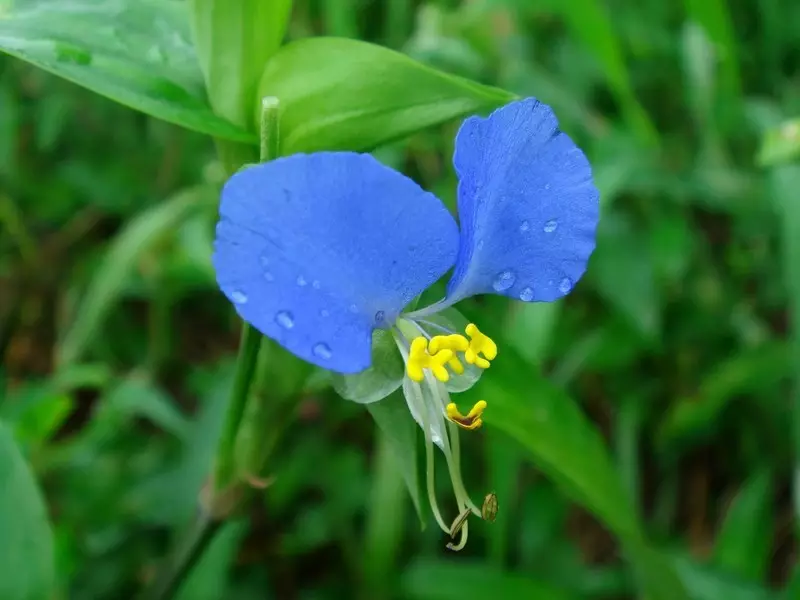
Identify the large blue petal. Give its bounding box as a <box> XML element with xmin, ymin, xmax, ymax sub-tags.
<box><xmin>445</xmin><ymin>98</ymin><xmax>599</xmax><ymax>304</ymax></box>
<box><xmin>213</xmin><ymin>152</ymin><xmax>459</xmax><ymax>373</ymax></box>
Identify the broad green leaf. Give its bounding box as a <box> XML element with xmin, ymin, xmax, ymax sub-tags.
<box><xmin>0</xmin><ymin>0</ymin><xmax>254</xmax><ymax>142</ymax></box>
<box><xmin>476</xmin><ymin>354</ymin><xmax>640</xmax><ymax>541</ymax></box>
<box><xmin>366</xmin><ymin>391</ymin><xmax>422</xmax><ymax>522</ymax></box>
<box><xmin>712</xmin><ymin>470</ymin><xmax>773</xmax><ymax>581</ymax></box>
<box><xmin>402</xmin><ymin>559</ymin><xmax>577</xmax><ymax>600</ymax></box>
<box><xmin>256</xmin><ymin>37</ymin><xmax>515</xmax><ymax>153</ymax></box>
<box><xmin>464</xmin><ymin>348</ymin><xmax>688</xmax><ymax>599</ymax></box>
<box><xmin>332</xmin><ymin>329</ymin><xmax>404</xmax><ymax>404</ymax></box>
<box><xmin>190</xmin><ymin>0</ymin><xmax>292</xmax><ymax>126</ymax></box>
<box><xmin>0</xmin><ymin>421</ymin><xmax>54</xmax><ymax>600</ymax></box>
<box><xmin>57</xmin><ymin>186</ymin><xmax>211</xmax><ymax>368</ymax></box>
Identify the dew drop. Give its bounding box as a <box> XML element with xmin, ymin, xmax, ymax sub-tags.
<box><xmin>320</xmin><ymin>309</ymin><xmax>330</xmax><ymax>318</ymax></box>
<box><xmin>519</xmin><ymin>220</ymin><xmax>530</xmax><ymax>233</ymax></box>
<box><xmin>477</xmin><ymin>239</ymin><xmax>485</xmax><ymax>251</ymax></box>
<box><xmin>275</xmin><ymin>311</ymin><xmax>295</xmax><ymax>329</ymax></box>
<box><xmin>259</xmin><ymin>255</ymin><xmax>270</xmax><ymax>267</ymax></box>
<box><xmin>544</xmin><ymin>183</ymin><xmax>551</xmax><ymax>190</ymax></box>
<box><xmin>348</xmin><ymin>304</ymin><xmax>359</xmax><ymax>314</ymax></box>
<box><xmin>230</xmin><ymin>290</ymin><xmax>248</xmax><ymax>304</ymax></box>
<box><xmin>312</xmin><ymin>343</ymin><xmax>333</xmax><ymax>360</ymax></box>
<box><xmin>544</xmin><ymin>219</ymin><xmax>558</xmax><ymax>233</ymax></box>
<box><xmin>492</xmin><ymin>270</ymin><xmax>516</xmax><ymax>292</ymax></box>
<box><xmin>263</xmin><ymin>272</ymin><xmax>274</xmax><ymax>282</ymax></box>
<box><xmin>558</xmin><ymin>277</ymin><xmax>572</xmax><ymax>294</ymax></box>
<box><xmin>519</xmin><ymin>287</ymin><xmax>534</xmax><ymax>301</ymax></box>
<box><xmin>296</xmin><ymin>275</ymin><xmax>307</xmax><ymax>287</ymax></box>
<box><xmin>312</xmin><ymin>280</ymin><xmax>321</xmax><ymax>290</ymax></box>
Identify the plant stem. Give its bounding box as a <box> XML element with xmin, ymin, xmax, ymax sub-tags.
<box><xmin>141</xmin><ymin>97</ymin><xmax>282</xmax><ymax>600</ymax></box>
<box><xmin>213</xmin><ymin>323</ymin><xmax>262</xmax><ymax>488</ymax></box>
<box><xmin>143</xmin><ymin>512</ymin><xmax>221</xmax><ymax>600</ymax></box>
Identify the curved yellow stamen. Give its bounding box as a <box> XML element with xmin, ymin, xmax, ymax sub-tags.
<box><xmin>446</xmin><ymin>400</ymin><xmax>488</xmax><ymax>430</ymax></box>
<box><xmin>429</xmin><ymin>334</ymin><xmax>469</xmax><ymax>375</ymax></box>
<box><xmin>407</xmin><ymin>336</ymin><xmax>454</xmax><ymax>382</ymax></box>
<box><xmin>464</xmin><ymin>323</ymin><xmax>497</xmax><ymax>369</ymax></box>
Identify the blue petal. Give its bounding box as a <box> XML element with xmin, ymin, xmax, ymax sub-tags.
<box><xmin>213</xmin><ymin>152</ymin><xmax>459</xmax><ymax>373</ymax></box>
<box><xmin>445</xmin><ymin>98</ymin><xmax>599</xmax><ymax>304</ymax></box>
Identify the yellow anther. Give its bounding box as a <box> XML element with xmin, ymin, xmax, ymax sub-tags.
<box><xmin>429</xmin><ymin>334</ymin><xmax>469</xmax><ymax>375</ymax></box>
<box><xmin>464</xmin><ymin>323</ymin><xmax>497</xmax><ymax>369</ymax></box>
<box><xmin>407</xmin><ymin>337</ymin><xmax>454</xmax><ymax>382</ymax></box>
<box><xmin>446</xmin><ymin>400</ymin><xmax>488</xmax><ymax>430</ymax></box>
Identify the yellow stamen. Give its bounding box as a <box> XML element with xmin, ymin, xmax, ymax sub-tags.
<box><xmin>406</xmin><ymin>337</ymin><xmax>454</xmax><ymax>382</ymax></box>
<box><xmin>446</xmin><ymin>400</ymin><xmax>488</xmax><ymax>430</ymax></box>
<box><xmin>464</xmin><ymin>323</ymin><xmax>497</xmax><ymax>369</ymax></box>
<box><xmin>429</xmin><ymin>334</ymin><xmax>469</xmax><ymax>375</ymax></box>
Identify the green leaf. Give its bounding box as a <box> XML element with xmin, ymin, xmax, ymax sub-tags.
<box><xmin>758</xmin><ymin>118</ymin><xmax>800</xmax><ymax>166</ymax></box>
<box><xmin>767</xmin><ymin>166</ymin><xmax>800</xmax><ymax>530</ymax></box>
<box><xmin>658</xmin><ymin>342</ymin><xmax>790</xmax><ymax>451</ymax></box>
<box><xmin>101</xmin><ymin>375</ymin><xmax>190</xmax><ymax>440</ymax></box>
<box><xmin>0</xmin><ymin>0</ymin><xmax>254</xmax><ymax>142</ymax></box>
<box><xmin>402</xmin><ymin>559</ymin><xmax>577</xmax><ymax>600</ymax></box>
<box><xmin>190</xmin><ymin>0</ymin><xmax>292</xmax><ymax>126</ymax></box>
<box><xmin>712</xmin><ymin>470</ymin><xmax>773</xmax><ymax>582</ymax></box>
<box><xmin>467</xmin><ymin>348</ymin><xmax>688</xmax><ymax>599</ymax></box>
<box><xmin>366</xmin><ymin>391</ymin><xmax>423</xmax><ymax>522</ymax></box>
<box><xmin>332</xmin><ymin>329</ymin><xmax>404</xmax><ymax>404</ymax></box>
<box><xmin>672</xmin><ymin>555</ymin><xmax>778</xmax><ymax>600</ymax></box>
<box><xmin>363</xmin><ymin>434</ymin><xmax>410</xmax><ymax>594</ymax></box>
<box><xmin>0</xmin><ymin>421</ymin><xmax>54</xmax><ymax>600</ymax></box>
<box><xmin>256</xmin><ymin>37</ymin><xmax>516</xmax><ymax>153</ymax></box>
<box><xmin>57</xmin><ymin>186</ymin><xmax>210</xmax><ymax>368</ymax></box>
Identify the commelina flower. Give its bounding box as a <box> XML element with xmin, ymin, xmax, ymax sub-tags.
<box><xmin>213</xmin><ymin>98</ymin><xmax>599</xmax><ymax>549</ymax></box>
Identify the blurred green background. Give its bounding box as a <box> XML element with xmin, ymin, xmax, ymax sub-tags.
<box><xmin>3</xmin><ymin>0</ymin><xmax>800</xmax><ymax>598</ymax></box>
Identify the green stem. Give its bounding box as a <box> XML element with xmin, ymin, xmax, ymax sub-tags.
<box><xmin>213</xmin><ymin>323</ymin><xmax>262</xmax><ymax>489</ymax></box>
<box><xmin>142</xmin><ymin>97</ymin><xmax>282</xmax><ymax>600</ymax></box>
<box><xmin>143</xmin><ymin>512</ymin><xmax>221</xmax><ymax>600</ymax></box>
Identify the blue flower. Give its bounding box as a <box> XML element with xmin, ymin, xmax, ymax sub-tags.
<box><xmin>213</xmin><ymin>98</ymin><xmax>599</xmax><ymax>548</ymax></box>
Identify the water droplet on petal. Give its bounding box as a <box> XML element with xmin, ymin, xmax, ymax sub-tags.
<box><xmin>519</xmin><ymin>220</ymin><xmax>530</xmax><ymax>232</ymax></box>
<box><xmin>296</xmin><ymin>275</ymin><xmax>307</xmax><ymax>287</ymax></box>
<box><xmin>349</xmin><ymin>304</ymin><xmax>359</xmax><ymax>314</ymax></box>
<box><xmin>320</xmin><ymin>309</ymin><xmax>330</xmax><ymax>318</ymax></box>
<box><xmin>312</xmin><ymin>280</ymin><xmax>321</xmax><ymax>289</ymax></box>
<box><xmin>544</xmin><ymin>183</ymin><xmax>551</xmax><ymax>190</ymax></box>
<box><xmin>264</xmin><ymin>272</ymin><xmax>274</xmax><ymax>282</ymax></box>
<box><xmin>259</xmin><ymin>255</ymin><xmax>270</xmax><ymax>267</ymax></box>
<box><xmin>519</xmin><ymin>287</ymin><xmax>534</xmax><ymax>301</ymax></box>
<box><xmin>230</xmin><ymin>290</ymin><xmax>248</xmax><ymax>304</ymax></box>
<box><xmin>275</xmin><ymin>311</ymin><xmax>294</xmax><ymax>329</ymax></box>
<box><xmin>492</xmin><ymin>270</ymin><xmax>516</xmax><ymax>292</ymax></box>
<box><xmin>544</xmin><ymin>219</ymin><xmax>558</xmax><ymax>233</ymax></box>
<box><xmin>558</xmin><ymin>277</ymin><xmax>572</xmax><ymax>294</ymax></box>
<box><xmin>312</xmin><ymin>343</ymin><xmax>332</xmax><ymax>360</ymax></box>
<box><xmin>477</xmin><ymin>239</ymin><xmax>485</xmax><ymax>251</ymax></box>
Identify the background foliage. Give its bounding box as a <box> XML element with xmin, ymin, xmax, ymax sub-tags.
<box><xmin>2</xmin><ymin>0</ymin><xmax>800</xmax><ymax>599</ymax></box>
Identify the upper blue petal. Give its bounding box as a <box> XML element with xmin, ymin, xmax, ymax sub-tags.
<box><xmin>213</xmin><ymin>152</ymin><xmax>459</xmax><ymax>374</ymax></box>
<box><xmin>445</xmin><ymin>98</ymin><xmax>599</xmax><ymax>304</ymax></box>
